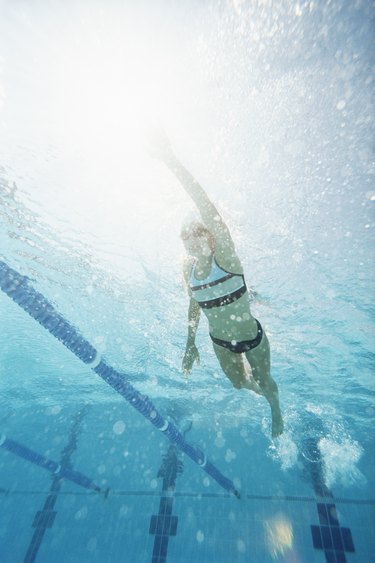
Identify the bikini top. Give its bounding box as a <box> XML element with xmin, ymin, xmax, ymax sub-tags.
<box><xmin>189</xmin><ymin>256</ymin><xmax>247</xmax><ymax>309</ymax></box>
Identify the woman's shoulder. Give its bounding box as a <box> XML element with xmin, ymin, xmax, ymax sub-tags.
<box><xmin>183</xmin><ymin>255</ymin><xmax>195</xmax><ymax>268</ymax></box>
<box><xmin>182</xmin><ymin>256</ymin><xmax>195</xmax><ymax>279</ymax></box>
<box><xmin>214</xmin><ymin>248</ymin><xmax>243</xmax><ymax>275</ymax></box>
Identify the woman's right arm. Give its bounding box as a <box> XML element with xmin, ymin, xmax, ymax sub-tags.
<box><xmin>182</xmin><ymin>260</ymin><xmax>201</xmax><ymax>374</ymax></box>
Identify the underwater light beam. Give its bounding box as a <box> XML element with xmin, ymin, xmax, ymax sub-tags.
<box><xmin>44</xmin><ymin>20</ymin><xmax>188</xmax><ymax>225</ymax></box>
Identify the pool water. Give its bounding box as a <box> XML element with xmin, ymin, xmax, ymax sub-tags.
<box><xmin>0</xmin><ymin>1</ymin><xmax>374</xmax><ymax>562</ymax></box>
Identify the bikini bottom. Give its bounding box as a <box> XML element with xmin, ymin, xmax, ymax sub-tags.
<box><xmin>210</xmin><ymin>319</ymin><xmax>263</xmax><ymax>354</ymax></box>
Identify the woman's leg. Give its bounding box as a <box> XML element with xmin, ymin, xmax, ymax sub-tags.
<box><xmin>244</xmin><ymin>332</ymin><xmax>283</xmax><ymax>437</ymax></box>
<box><xmin>212</xmin><ymin>342</ymin><xmax>263</xmax><ymax>395</ymax></box>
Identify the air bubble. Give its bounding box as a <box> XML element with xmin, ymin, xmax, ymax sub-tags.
<box><xmin>113</xmin><ymin>421</ymin><xmax>125</xmax><ymax>435</ymax></box>
<box><xmin>196</xmin><ymin>530</ymin><xmax>205</xmax><ymax>543</ymax></box>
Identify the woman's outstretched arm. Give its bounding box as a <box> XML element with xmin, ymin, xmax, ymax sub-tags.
<box><xmin>150</xmin><ymin>131</ymin><xmax>235</xmax><ymax>249</ymax></box>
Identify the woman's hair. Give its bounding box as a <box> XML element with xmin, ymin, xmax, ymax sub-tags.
<box><xmin>180</xmin><ymin>221</ymin><xmax>215</xmax><ymax>251</ymax></box>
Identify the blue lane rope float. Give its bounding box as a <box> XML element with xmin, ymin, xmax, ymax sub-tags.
<box><xmin>0</xmin><ymin>434</ymin><xmax>100</xmax><ymax>492</ymax></box>
<box><xmin>0</xmin><ymin>261</ymin><xmax>240</xmax><ymax>498</ymax></box>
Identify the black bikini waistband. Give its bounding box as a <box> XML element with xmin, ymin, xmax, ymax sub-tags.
<box><xmin>210</xmin><ymin>319</ymin><xmax>263</xmax><ymax>354</ymax></box>
<box><xmin>196</xmin><ymin>283</ymin><xmax>247</xmax><ymax>309</ymax></box>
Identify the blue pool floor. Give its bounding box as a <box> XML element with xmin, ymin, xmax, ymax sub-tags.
<box><xmin>1</xmin><ymin>481</ymin><xmax>374</xmax><ymax>562</ymax></box>
<box><xmin>0</xmin><ymin>402</ymin><xmax>374</xmax><ymax>563</ymax></box>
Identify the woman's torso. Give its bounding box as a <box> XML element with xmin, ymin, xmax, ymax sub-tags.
<box><xmin>189</xmin><ymin>255</ymin><xmax>258</xmax><ymax>341</ymax></box>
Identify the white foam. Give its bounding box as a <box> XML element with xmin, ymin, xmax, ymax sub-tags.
<box><xmin>267</xmin><ymin>433</ymin><xmax>298</xmax><ymax>471</ymax></box>
<box><xmin>319</xmin><ymin>436</ymin><xmax>366</xmax><ymax>489</ymax></box>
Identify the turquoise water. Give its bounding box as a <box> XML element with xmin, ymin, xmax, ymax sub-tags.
<box><xmin>0</xmin><ymin>1</ymin><xmax>374</xmax><ymax>562</ymax></box>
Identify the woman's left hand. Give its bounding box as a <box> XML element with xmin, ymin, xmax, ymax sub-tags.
<box><xmin>182</xmin><ymin>344</ymin><xmax>200</xmax><ymax>376</ymax></box>
<box><xmin>147</xmin><ymin>127</ymin><xmax>174</xmax><ymax>161</ymax></box>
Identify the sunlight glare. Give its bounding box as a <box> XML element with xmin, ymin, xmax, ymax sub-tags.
<box><xmin>264</xmin><ymin>513</ymin><xmax>294</xmax><ymax>559</ymax></box>
<box><xmin>47</xmin><ymin>13</ymin><xmax>183</xmax><ymax>227</ymax></box>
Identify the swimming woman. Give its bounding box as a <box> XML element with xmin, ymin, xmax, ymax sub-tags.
<box><xmin>151</xmin><ymin>132</ymin><xmax>283</xmax><ymax>438</ymax></box>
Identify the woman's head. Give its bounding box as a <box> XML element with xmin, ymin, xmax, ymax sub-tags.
<box><xmin>180</xmin><ymin>221</ymin><xmax>215</xmax><ymax>256</ymax></box>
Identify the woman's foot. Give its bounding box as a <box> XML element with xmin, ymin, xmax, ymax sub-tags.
<box><xmin>271</xmin><ymin>409</ymin><xmax>284</xmax><ymax>438</ymax></box>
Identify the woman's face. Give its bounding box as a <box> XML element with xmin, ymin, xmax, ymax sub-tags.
<box><xmin>180</xmin><ymin>224</ymin><xmax>213</xmax><ymax>257</ymax></box>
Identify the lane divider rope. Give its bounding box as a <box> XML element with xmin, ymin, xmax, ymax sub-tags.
<box><xmin>0</xmin><ymin>260</ymin><xmax>239</xmax><ymax>498</ymax></box>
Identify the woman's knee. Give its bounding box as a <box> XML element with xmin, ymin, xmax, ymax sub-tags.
<box><xmin>223</xmin><ymin>369</ymin><xmax>246</xmax><ymax>389</ymax></box>
<box><xmin>251</xmin><ymin>364</ymin><xmax>271</xmax><ymax>387</ymax></box>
